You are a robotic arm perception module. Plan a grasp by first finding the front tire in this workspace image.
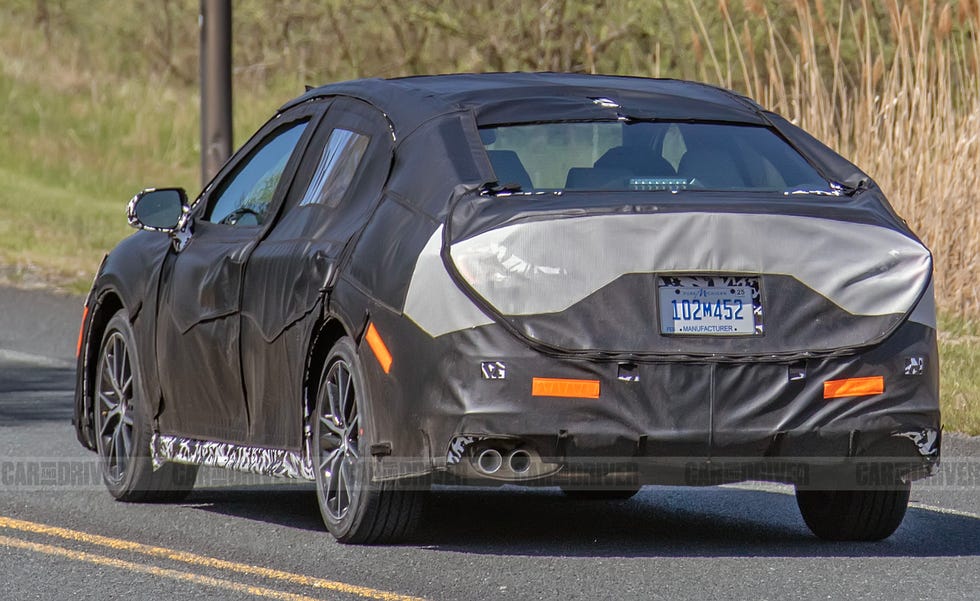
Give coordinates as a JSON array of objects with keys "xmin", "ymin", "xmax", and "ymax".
[
  {"xmin": 795, "ymin": 484, "xmax": 911, "ymax": 541},
  {"xmin": 313, "ymin": 337, "xmax": 426, "ymax": 544},
  {"xmin": 94, "ymin": 310, "xmax": 197, "ymax": 502}
]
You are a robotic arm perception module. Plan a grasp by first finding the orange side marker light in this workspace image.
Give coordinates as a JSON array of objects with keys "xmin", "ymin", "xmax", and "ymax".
[
  {"xmin": 823, "ymin": 376, "xmax": 884, "ymax": 399},
  {"xmin": 364, "ymin": 322, "xmax": 393, "ymax": 374},
  {"xmin": 76, "ymin": 305, "xmax": 90, "ymax": 358},
  {"xmin": 531, "ymin": 377, "xmax": 601, "ymax": 399}
]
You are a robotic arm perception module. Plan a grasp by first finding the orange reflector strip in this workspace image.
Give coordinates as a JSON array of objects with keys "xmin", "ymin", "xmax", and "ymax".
[
  {"xmin": 823, "ymin": 376, "xmax": 884, "ymax": 399},
  {"xmin": 364, "ymin": 322, "xmax": 392, "ymax": 374},
  {"xmin": 75, "ymin": 305, "xmax": 90, "ymax": 358},
  {"xmin": 531, "ymin": 377, "xmax": 600, "ymax": 399}
]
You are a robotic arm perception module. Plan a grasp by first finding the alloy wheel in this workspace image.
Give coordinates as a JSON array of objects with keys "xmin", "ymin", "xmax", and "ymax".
[
  {"xmin": 95, "ymin": 330, "xmax": 135, "ymax": 485},
  {"xmin": 317, "ymin": 359, "xmax": 362, "ymax": 522}
]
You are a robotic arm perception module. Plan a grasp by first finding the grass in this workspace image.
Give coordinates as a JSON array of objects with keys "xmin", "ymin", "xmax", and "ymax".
[
  {"xmin": 0, "ymin": 0, "xmax": 976, "ymax": 432},
  {"xmin": 0, "ymin": 165, "xmax": 122, "ymax": 292},
  {"xmin": 0, "ymin": 25, "xmax": 194, "ymax": 292},
  {"xmin": 938, "ymin": 313, "xmax": 980, "ymax": 435},
  {"xmin": 0, "ymin": 9, "xmax": 293, "ymax": 293}
]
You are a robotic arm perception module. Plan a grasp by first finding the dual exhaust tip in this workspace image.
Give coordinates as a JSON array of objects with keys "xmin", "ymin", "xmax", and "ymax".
[
  {"xmin": 475, "ymin": 447, "xmax": 533, "ymax": 476},
  {"xmin": 461, "ymin": 439, "xmax": 562, "ymax": 480}
]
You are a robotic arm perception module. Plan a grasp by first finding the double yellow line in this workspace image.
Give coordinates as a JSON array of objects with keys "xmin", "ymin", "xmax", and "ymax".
[{"xmin": 0, "ymin": 515, "xmax": 425, "ymax": 601}]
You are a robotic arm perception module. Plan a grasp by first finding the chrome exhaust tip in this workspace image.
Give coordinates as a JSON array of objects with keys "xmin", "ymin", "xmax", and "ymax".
[
  {"xmin": 508, "ymin": 449, "xmax": 532, "ymax": 474},
  {"xmin": 458, "ymin": 440, "xmax": 560, "ymax": 480},
  {"xmin": 476, "ymin": 448, "xmax": 503, "ymax": 474}
]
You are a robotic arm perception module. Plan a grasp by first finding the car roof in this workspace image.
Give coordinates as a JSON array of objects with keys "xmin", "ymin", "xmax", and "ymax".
[{"xmin": 280, "ymin": 72, "xmax": 769, "ymax": 136}]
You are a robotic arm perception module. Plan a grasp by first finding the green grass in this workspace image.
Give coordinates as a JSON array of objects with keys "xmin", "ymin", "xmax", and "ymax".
[
  {"xmin": 0, "ymin": 29, "xmax": 197, "ymax": 292},
  {"xmin": 0, "ymin": 16, "xmax": 291, "ymax": 293},
  {"xmin": 938, "ymin": 314, "xmax": 980, "ymax": 435},
  {"xmin": 0, "ymin": 165, "xmax": 125, "ymax": 293}
]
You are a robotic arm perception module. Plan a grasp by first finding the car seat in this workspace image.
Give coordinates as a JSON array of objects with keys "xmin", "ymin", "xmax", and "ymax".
[{"xmin": 486, "ymin": 150, "xmax": 533, "ymax": 190}]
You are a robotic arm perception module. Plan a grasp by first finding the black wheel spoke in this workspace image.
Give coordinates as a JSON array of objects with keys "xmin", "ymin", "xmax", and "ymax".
[
  {"xmin": 110, "ymin": 338, "xmax": 122, "ymax": 394},
  {"xmin": 119, "ymin": 421, "xmax": 132, "ymax": 459},
  {"xmin": 320, "ymin": 447, "xmax": 343, "ymax": 475},
  {"xmin": 337, "ymin": 459, "xmax": 351, "ymax": 509},
  {"xmin": 326, "ymin": 383, "xmax": 340, "ymax": 427},
  {"xmin": 321, "ymin": 414, "xmax": 345, "ymax": 440},
  {"xmin": 341, "ymin": 369, "xmax": 356, "ymax": 425},
  {"xmin": 98, "ymin": 391, "xmax": 118, "ymax": 413},
  {"xmin": 103, "ymin": 432, "xmax": 116, "ymax": 466},
  {"xmin": 99, "ymin": 416, "xmax": 115, "ymax": 439},
  {"xmin": 99, "ymin": 401, "xmax": 119, "ymax": 437},
  {"xmin": 111, "ymin": 425, "xmax": 124, "ymax": 474},
  {"xmin": 346, "ymin": 400, "xmax": 361, "ymax": 439},
  {"xmin": 329, "ymin": 451, "xmax": 344, "ymax": 513},
  {"xmin": 121, "ymin": 372, "xmax": 133, "ymax": 397}
]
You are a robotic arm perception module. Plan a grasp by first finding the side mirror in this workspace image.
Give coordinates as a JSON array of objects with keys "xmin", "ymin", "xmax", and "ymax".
[{"xmin": 127, "ymin": 188, "xmax": 189, "ymax": 232}]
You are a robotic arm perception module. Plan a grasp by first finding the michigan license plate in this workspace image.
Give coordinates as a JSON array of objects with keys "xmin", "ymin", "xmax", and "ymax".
[{"xmin": 658, "ymin": 276, "xmax": 762, "ymax": 335}]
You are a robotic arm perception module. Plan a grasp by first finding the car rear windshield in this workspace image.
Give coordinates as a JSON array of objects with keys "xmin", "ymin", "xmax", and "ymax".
[{"xmin": 480, "ymin": 121, "xmax": 834, "ymax": 194}]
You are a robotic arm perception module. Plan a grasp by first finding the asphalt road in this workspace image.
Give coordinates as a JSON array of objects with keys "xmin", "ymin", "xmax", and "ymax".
[{"xmin": 0, "ymin": 285, "xmax": 978, "ymax": 600}]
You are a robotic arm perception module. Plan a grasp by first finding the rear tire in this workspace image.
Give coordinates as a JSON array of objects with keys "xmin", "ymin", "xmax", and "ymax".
[
  {"xmin": 94, "ymin": 311, "xmax": 197, "ymax": 502},
  {"xmin": 313, "ymin": 337, "xmax": 427, "ymax": 544},
  {"xmin": 795, "ymin": 484, "xmax": 910, "ymax": 541}
]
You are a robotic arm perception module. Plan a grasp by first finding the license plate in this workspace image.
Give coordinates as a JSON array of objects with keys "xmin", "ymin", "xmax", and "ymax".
[{"xmin": 658, "ymin": 276, "xmax": 762, "ymax": 336}]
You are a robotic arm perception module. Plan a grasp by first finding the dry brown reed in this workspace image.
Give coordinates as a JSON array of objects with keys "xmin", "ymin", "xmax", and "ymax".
[{"xmin": 692, "ymin": 0, "xmax": 979, "ymax": 317}]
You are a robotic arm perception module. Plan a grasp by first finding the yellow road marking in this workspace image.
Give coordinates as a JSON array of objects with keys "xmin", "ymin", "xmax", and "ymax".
[
  {"xmin": 0, "ymin": 535, "xmax": 331, "ymax": 601},
  {"xmin": 0, "ymin": 516, "xmax": 425, "ymax": 601}
]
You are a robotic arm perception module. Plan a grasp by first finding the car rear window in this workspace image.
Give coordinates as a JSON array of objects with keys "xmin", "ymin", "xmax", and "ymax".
[{"xmin": 480, "ymin": 121, "xmax": 834, "ymax": 194}]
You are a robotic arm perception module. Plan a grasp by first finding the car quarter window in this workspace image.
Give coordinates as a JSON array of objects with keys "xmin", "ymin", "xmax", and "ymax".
[
  {"xmin": 204, "ymin": 120, "xmax": 309, "ymax": 226},
  {"xmin": 299, "ymin": 128, "xmax": 371, "ymax": 207}
]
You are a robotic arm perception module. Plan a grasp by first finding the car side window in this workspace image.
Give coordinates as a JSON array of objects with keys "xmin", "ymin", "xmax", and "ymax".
[
  {"xmin": 299, "ymin": 128, "xmax": 371, "ymax": 207},
  {"xmin": 205, "ymin": 121, "xmax": 309, "ymax": 226}
]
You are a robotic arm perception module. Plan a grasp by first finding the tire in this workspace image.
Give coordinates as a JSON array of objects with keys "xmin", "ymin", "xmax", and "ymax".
[
  {"xmin": 795, "ymin": 484, "xmax": 911, "ymax": 541},
  {"xmin": 313, "ymin": 337, "xmax": 427, "ymax": 544},
  {"xmin": 94, "ymin": 310, "xmax": 197, "ymax": 502}
]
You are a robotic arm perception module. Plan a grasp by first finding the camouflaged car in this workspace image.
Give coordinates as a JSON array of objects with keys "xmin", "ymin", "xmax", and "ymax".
[{"xmin": 75, "ymin": 73, "xmax": 940, "ymax": 543}]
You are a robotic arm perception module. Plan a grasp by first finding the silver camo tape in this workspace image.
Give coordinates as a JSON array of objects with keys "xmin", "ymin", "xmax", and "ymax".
[
  {"xmin": 152, "ymin": 433, "xmax": 315, "ymax": 480},
  {"xmin": 405, "ymin": 213, "xmax": 932, "ymax": 337}
]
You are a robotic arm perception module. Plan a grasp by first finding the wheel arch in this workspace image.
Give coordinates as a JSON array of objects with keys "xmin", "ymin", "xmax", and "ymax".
[
  {"xmin": 75, "ymin": 287, "xmax": 126, "ymax": 450},
  {"xmin": 303, "ymin": 316, "xmax": 352, "ymax": 429}
]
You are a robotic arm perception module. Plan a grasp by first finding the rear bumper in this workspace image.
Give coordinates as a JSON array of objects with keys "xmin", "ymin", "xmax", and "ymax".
[
  {"xmin": 442, "ymin": 428, "xmax": 939, "ymax": 490},
  {"xmin": 416, "ymin": 319, "xmax": 940, "ymax": 488}
]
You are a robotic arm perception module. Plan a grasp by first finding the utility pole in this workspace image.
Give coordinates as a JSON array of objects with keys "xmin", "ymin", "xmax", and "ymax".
[{"xmin": 199, "ymin": 0, "xmax": 233, "ymax": 186}]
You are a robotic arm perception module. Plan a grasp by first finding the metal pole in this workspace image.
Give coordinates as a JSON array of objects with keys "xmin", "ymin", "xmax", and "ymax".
[{"xmin": 200, "ymin": 0, "xmax": 233, "ymax": 186}]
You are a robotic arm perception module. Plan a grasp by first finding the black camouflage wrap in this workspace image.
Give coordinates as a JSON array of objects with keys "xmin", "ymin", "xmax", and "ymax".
[{"xmin": 75, "ymin": 73, "xmax": 940, "ymax": 487}]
